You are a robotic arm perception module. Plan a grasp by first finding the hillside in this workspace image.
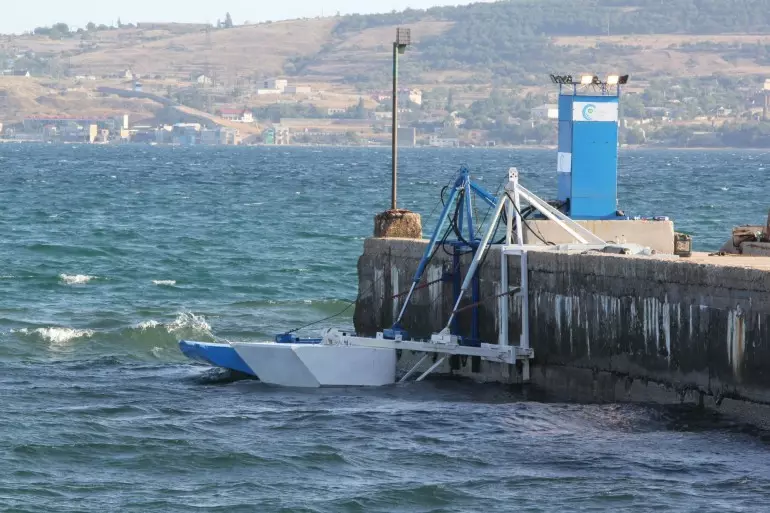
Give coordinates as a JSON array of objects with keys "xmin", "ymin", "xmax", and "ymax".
[
  {"xmin": 3, "ymin": 0, "xmax": 770, "ymax": 146},
  {"xmin": 4, "ymin": 1, "xmax": 770, "ymax": 83}
]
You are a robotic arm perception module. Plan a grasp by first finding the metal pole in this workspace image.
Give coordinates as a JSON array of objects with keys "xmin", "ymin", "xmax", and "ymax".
[
  {"xmin": 499, "ymin": 248, "xmax": 508, "ymax": 347},
  {"xmin": 416, "ymin": 356, "xmax": 447, "ymax": 382},
  {"xmin": 391, "ymin": 42, "xmax": 398, "ymax": 211},
  {"xmin": 499, "ymin": 184, "xmax": 515, "ymax": 348}
]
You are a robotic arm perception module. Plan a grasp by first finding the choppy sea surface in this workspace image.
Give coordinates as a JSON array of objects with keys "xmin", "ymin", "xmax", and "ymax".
[{"xmin": 0, "ymin": 144, "xmax": 768, "ymax": 512}]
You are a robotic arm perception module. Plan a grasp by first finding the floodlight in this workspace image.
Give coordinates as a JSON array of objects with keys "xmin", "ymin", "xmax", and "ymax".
[
  {"xmin": 396, "ymin": 28, "xmax": 411, "ymax": 46},
  {"xmin": 550, "ymin": 74, "xmax": 574, "ymax": 84},
  {"xmin": 607, "ymin": 75, "xmax": 619, "ymax": 85},
  {"xmin": 618, "ymin": 74, "xmax": 629, "ymax": 85},
  {"xmin": 580, "ymin": 75, "xmax": 594, "ymax": 85}
]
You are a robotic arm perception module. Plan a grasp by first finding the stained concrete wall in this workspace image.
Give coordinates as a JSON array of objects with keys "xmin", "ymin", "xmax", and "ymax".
[{"xmin": 354, "ymin": 237, "xmax": 770, "ymax": 424}]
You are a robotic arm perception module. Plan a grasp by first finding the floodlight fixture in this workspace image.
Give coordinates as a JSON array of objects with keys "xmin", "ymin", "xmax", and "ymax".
[
  {"xmin": 580, "ymin": 75, "xmax": 595, "ymax": 85},
  {"xmin": 396, "ymin": 28, "xmax": 411, "ymax": 53},
  {"xmin": 607, "ymin": 75, "xmax": 619, "ymax": 85},
  {"xmin": 550, "ymin": 74, "xmax": 574, "ymax": 85},
  {"xmin": 618, "ymin": 74, "xmax": 629, "ymax": 85}
]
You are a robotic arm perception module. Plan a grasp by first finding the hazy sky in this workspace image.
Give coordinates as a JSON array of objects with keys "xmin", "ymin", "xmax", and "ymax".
[{"xmin": 2, "ymin": 0, "xmax": 474, "ymax": 34}]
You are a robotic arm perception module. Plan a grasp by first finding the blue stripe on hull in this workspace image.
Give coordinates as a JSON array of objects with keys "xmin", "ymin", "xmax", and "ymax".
[{"xmin": 179, "ymin": 340, "xmax": 257, "ymax": 376}]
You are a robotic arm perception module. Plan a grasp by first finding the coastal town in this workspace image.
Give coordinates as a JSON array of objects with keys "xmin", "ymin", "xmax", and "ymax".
[{"xmin": 4, "ymin": 11, "xmax": 770, "ymax": 148}]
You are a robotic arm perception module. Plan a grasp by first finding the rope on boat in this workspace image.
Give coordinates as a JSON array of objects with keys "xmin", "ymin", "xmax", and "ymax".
[{"xmin": 285, "ymin": 301, "xmax": 357, "ymax": 334}]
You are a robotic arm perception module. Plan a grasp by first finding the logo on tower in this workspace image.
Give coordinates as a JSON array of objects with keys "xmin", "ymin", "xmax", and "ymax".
[
  {"xmin": 582, "ymin": 103, "xmax": 597, "ymax": 121},
  {"xmin": 573, "ymin": 101, "xmax": 618, "ymax": 122}
]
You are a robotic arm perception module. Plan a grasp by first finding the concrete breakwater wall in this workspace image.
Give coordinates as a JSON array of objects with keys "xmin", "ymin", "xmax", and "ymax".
[{"xmin": 354, "ymin": 238, "xmax": 770, "ymax": 424}]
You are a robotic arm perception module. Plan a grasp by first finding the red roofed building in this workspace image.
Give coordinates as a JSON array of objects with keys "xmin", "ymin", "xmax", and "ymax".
[{"xmin": 216, "ymin": 108, "xmax": 254, "ymax": 123}]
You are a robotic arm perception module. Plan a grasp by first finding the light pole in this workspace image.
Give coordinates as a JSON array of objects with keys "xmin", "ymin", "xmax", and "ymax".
[{"xmin": 391, "ymin": 27, "xmax": 410, "ymax": 211}]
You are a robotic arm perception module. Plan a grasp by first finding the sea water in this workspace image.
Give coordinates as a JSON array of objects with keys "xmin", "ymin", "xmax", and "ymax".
[{"xmin": 0, "ymin": 144, "xmax": 768, "ymax": 512}]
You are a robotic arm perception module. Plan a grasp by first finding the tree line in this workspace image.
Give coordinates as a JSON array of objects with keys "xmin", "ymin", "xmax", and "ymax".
[{"xmin": 333, "ymin": 0, "xmax": 770, "ymax": 76}]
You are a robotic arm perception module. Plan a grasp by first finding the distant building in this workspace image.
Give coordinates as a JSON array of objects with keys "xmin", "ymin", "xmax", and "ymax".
[
  {"xmin": 263, "ymin": 125, "xmax": 290, "ymax": 145},
  {"xmin": 327, "ymin": 108, "xmax": 346, "ymax": 115},
  {"xmin": 216, "ymin": 108, "xmax": 254, "ymax": 123},
  {"xmin": 171, "ymin": 123, "xmax": 201, "ymax": 145},
  {"xmin": 531, "ymin": 104, "xmax": 558, "ymax": 120},
  {"xmin": 285, "ymin": 85, "xmax": 311, "ymax": 95},
  {"xmin": 12, "ymin": 70, "xmax": 30, "ymax": 78},
  {"xmin": 195, "ymin": 74, "xmax": 213, "ymax": 85},
  {"xmin": 429, "ymin": 135, "xmax": 459, "ymax": 148},
  {"xmin": 201, "ymin": 127, "xmax": 240, "ymax": 145},
  {"xmin": 123, "ymin": 69, "xmax": 134, "ymax": 80},
  {"xmin": 264, "ymin": 78, "xmax": 288, "ymax": 92},
  {"xmin": 256, "ymin": 88, "xmax": 281, "ymax": 96}
]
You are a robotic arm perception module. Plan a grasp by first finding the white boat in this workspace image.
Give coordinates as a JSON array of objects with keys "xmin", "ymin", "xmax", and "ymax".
[{"xmin": 231, "ymin": 337, "xmax": 396, "ymax": 387}]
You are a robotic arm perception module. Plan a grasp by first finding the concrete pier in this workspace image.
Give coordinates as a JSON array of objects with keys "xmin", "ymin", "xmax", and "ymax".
[{"xmin": 354, "ymin": 237, "xmax": 770, "ymax": 426}]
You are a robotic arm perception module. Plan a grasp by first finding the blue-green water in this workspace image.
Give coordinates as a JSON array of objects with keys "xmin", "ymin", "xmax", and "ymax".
[{"xmin": 0, "ymin": 144, "xmax": 769, "ymax": 512}]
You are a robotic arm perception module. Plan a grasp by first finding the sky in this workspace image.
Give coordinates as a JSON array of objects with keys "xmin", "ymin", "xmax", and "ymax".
[{"xmin": 1, "ymin": 0, "xmax": 476, "ymax": 34}]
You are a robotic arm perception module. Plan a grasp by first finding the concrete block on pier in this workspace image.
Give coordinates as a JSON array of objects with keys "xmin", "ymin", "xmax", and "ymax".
[
  {"xmin": 523, "ymin": 219, "xmax": 675, "ymax": 254},
  {"xmin": 742, "ymin": 242, "xmax": 770, "ymax": 257}
]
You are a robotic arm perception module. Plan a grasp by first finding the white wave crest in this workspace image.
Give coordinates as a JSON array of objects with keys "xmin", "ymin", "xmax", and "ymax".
[
  {"xmin": 14, "ymin": 327, "xmax": 94, "ymax": 345},
  {"xmin": 168, "ymin": 312, "xmax": 212, "ymax": 335},
  {"xmin": 60, "ymin": 274, "xmax": 96, "ymax": 285},
  {"xmin": 152, "ymin": 280, "xmax": 177, "ymax": 286},
  {"xmin": 136, "ymin": 320, "xmax": 161, "ymax": 330}
]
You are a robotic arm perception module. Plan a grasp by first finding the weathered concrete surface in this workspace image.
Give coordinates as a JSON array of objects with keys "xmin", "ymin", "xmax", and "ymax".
[
  {"xmin": 524, "ymin": 219, "xmax": 675, "ymax": 254},
  {"xmin": 373, "ymin": 210, "xmax": 422, "ymax": 238},
  {"xmin": 742, "ymin": 242, "xmax": 770, "ymax": 257},
  {"xmin": 354, "ymin": 237, "xmax": 770, "ymax": 425}
]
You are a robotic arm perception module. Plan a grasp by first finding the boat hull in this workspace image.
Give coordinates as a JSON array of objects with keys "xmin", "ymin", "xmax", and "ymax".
[
  {"xmin": 231, "ymin": 342, "xmax": 396, "ymax": 387},
  {"xmin": 178, "ymin": 340, "xmax": 257, "ymax": 377}
]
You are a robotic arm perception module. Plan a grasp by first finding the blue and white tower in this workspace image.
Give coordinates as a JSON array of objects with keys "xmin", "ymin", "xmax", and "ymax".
[{"xmin": 551, "ymin": 74, "xmax": 628, "ymax": 219}]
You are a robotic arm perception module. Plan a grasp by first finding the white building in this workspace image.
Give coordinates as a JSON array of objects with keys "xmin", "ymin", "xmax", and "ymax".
[
  {"xmin": 531, "ymin": 104, "xmax": 558, "ymax": 120},
  {"xmin": 256, "ymin": 88, "xmax": 281, "ymax": 96},
  {"xmin": 217, "ymin": 108, "xmax": 254, "ymax": 123},
  {"xmin": 195, "ymin": 74, "xmax": 213, "ymax": 85},
  {"xmin": 264, "ymin": 78, "xmax": 288, "ymax": 92}
]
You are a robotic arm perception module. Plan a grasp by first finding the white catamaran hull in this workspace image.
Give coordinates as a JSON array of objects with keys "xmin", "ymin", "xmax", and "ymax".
[{"xmin": 231, "ymin": 342, "xmax": 396, "ymax": 387}]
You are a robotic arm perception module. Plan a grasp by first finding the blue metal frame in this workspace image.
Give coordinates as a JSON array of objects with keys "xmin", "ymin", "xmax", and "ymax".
[{"xmin": 391, "ymin": 166, "xmax": 497, "ymax": 343}]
